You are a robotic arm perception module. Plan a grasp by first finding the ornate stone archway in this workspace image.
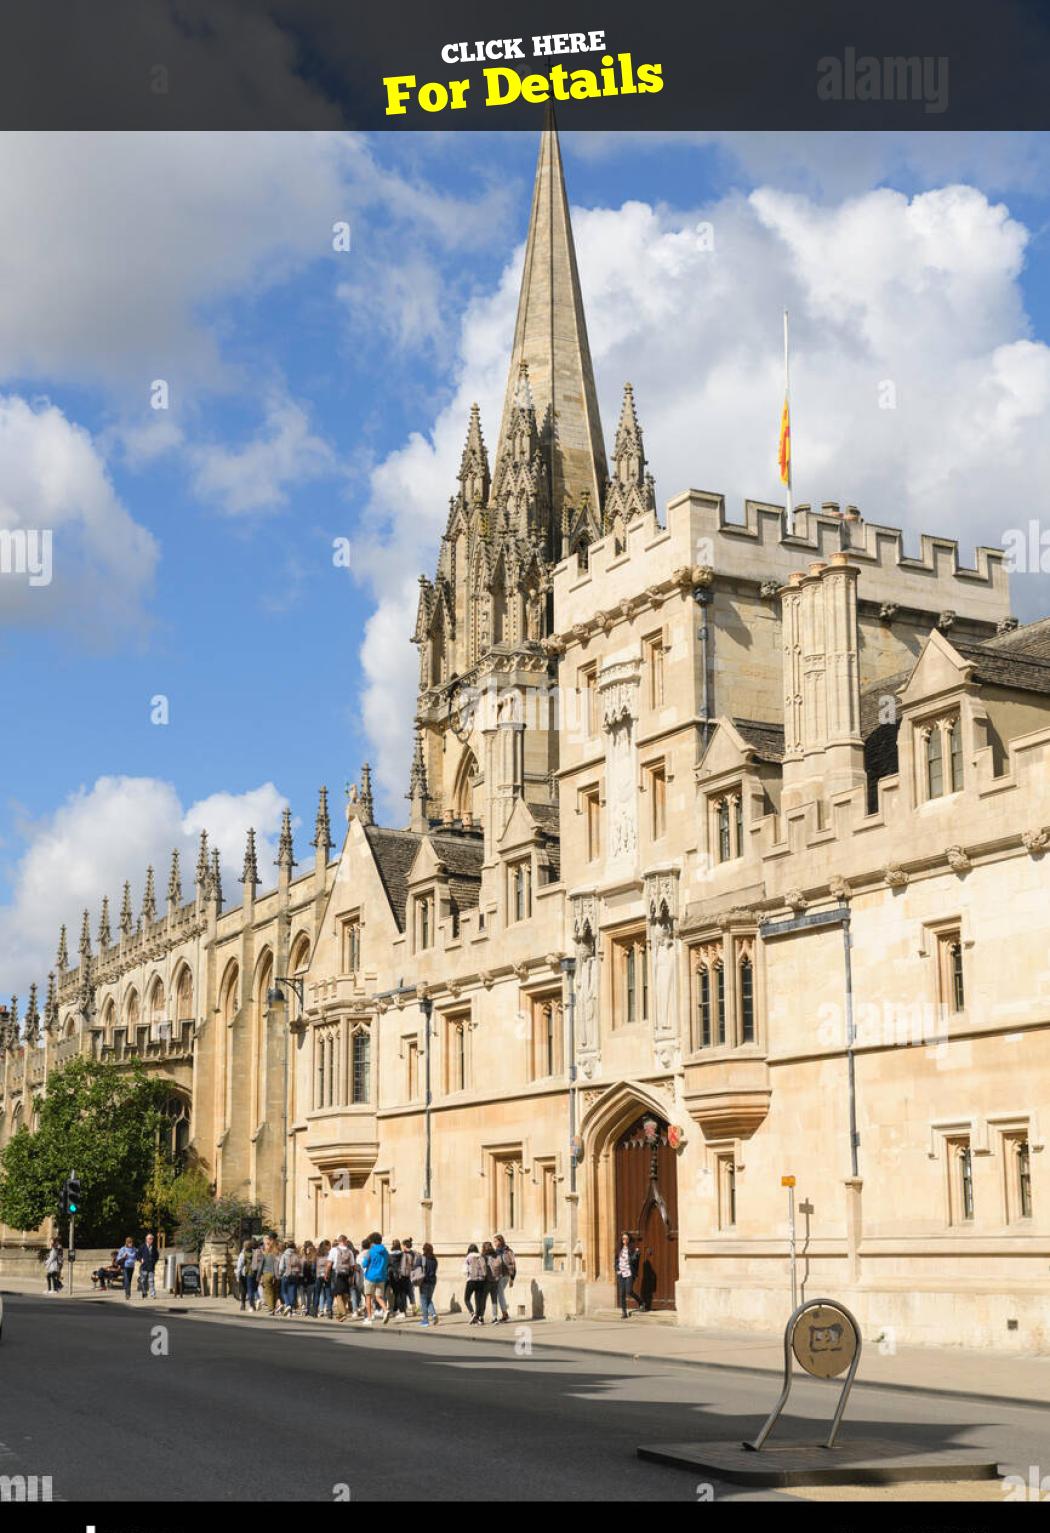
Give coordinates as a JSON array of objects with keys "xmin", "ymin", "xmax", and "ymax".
[{"xmin": 579, "ymin": 1078, "xmax": 678, "ymax": 1304}]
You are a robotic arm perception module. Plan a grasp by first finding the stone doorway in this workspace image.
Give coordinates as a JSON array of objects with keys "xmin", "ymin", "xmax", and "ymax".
[{"xmin": 614, "ymin": 1112, "xmax": 679, "ymax": 1311}]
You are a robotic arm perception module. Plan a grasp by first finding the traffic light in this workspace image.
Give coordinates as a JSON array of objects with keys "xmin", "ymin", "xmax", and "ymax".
[{"xmin": 66, "ymin": 1176, "xmax": 81, "ymax": 1215}]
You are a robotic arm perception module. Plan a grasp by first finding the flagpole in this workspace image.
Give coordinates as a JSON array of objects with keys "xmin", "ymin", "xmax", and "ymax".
[{"xmin": 783, "ymin": 307, "xmax": 793, "ymax": 534}]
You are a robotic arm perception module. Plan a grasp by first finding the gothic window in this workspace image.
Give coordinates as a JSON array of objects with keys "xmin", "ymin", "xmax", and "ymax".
[
  {"xmin": 717, "ymin": 1152, "xmax": 736, "ymax": 1229},
  {"xmin": 492, "ymin": 1152, "xmax": 524, "ymax": 1230},
  {"xmin": 647, "ymin": 761, "xmax": 667, "ymax": 840},
  {"xmin": 341, "ymin": 916, "xmax": 362, "ymax": 973},
  {"xmin": 529, "ymin": 991, "xmax": 563, "ymax": 1080},
  {"xmin": 415, "ymin": 895, "xmax": 434, "ymax": 952},
  {"xmin": 164, "ymin": 1096, "xmax": 191, "ymax": 1171},
  {"xmin": 937, "ymin": 929, "xmax": 965, "ymax": 1013},
  {"xmin": 444, "ymin": 1011, "xmax": 470, "ymax": 1093},
  {"xmin": 644, "ymin": 633, "xmax": 666, "ymax": 708},
  {"xmin": 351, "ymin": 1027, "xmax": 371, "ymax": 1105},
  {"xmin": 947, "ymin": 1137, "xmax": 974, "ymax": 1224},
  {"xmin": 948, "ymin": 717, "xmax": 963, "ymax": 791},
  {"xmin": 577, "ymin": 537, "xmax": 589, "ymax": 572},
  {"xmin": 174, "ymin": 966, "xmax": 193, "ymax": 1024},
  {"xmin": 614, "ymin": 931, "xmax": 648, "ymax": 1026},
  {"xmin": 315, "ymin": 1026, "xmax": 340, "ymax": 1110},
  {"xmin": 738, "ymin": 948, "xmax": 755, "ymax": 1043},
  {"xmin": 509, "ymin": 858, "xmax": 532, "ymax": 923},
  {"xmin": 711, "ymin": 789, "xmax": 744, "ymax": 861},
  {"xmin": 691, "ymin": 941, "xmax": 730, "ymax": 1050},
  {"xmin": 926, "ymin": 726, "xmax": 943, "ymax": 799}
]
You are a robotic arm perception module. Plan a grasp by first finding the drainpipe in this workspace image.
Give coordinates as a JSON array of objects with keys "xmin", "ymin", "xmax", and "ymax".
[
  {"xmin": 560, "ymin": 955, "xmax": 578, "ymax": 1291},
  {"xmin": 694, "ymin": 587, "xmax": 712, "ymax": 752},
  {"xmin": 420, "ymin": 995, "xmax": 434, "ymax": 1204},
  {"xmin": 842, "ymin": 914, "xmax": 859, "ymax": 1179}
]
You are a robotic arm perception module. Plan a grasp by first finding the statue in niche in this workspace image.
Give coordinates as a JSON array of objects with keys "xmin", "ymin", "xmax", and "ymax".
[
  {"xmin": 652, "ymin": 915, "xmax": 677, "ymax": 1035},
  {"xmin": 574, "ymin": 923, "xmax": 597, "ymax": 1051}
]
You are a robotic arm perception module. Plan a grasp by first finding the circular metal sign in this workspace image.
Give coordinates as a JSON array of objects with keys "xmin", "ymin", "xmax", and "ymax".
[{"xmin": 790, "ymin": 1302, "xmax": 858, "ymax": 1379}]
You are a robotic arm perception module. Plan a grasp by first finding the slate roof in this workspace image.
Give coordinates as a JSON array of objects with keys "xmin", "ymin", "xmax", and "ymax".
[
  {"xmin": 732, "ymin": 718, "xmax": 785, "ymax": 762},
  {"xmin": 954, "ymin": 619, "xmax": 1050, "ymax": 696},
  {"xmin": 363, "ymin": 826, "xmax": 422, "ymax": 932},
  {"xmin": 427, "ymin": 831, "xmax": 485, "ymax": 912}
]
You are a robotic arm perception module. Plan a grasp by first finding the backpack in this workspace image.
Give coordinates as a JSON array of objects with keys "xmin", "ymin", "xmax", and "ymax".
[
  {"xmin": 400, "ymin": 1249, "xmax": 416, "ymax": 1280},
  {"xmin": 330, "ymin": 1244, "xmax": 351, "ymax": 1275},
  {"xmin": 286, "ymin": 1250, "xmax": 302, "ymax": 1277},
  {"xmin": 498, "ymin": 1246, "xmax": 516, "ymax": 1279}
]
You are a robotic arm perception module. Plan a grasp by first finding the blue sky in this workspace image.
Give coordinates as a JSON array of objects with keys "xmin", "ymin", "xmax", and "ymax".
[{"xmin": 2, "ymin": 128, "xmax": 1050, "ymax": 995}]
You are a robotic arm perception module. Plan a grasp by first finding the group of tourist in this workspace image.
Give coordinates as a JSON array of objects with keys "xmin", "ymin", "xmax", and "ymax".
[
  {"xmin": 88, "ymin": 1233, "xmax": 163, "ymax": 1298},
  {"xmin": 234, "ymin": 1232, "xmax": 517, "ymax": 1327}
]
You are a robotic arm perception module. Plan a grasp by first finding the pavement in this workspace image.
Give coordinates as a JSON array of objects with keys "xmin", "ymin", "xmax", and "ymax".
[
  {"xmin": 4, "ymin": 1273, "xmax": 1046, "ymax": 1411},
  {"xmin": 0, "ymin": 1284, "xmax": 1046, "ymax": 1504}
]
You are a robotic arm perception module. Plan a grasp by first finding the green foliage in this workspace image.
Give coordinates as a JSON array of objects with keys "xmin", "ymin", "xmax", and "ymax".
[
  {"xmin": 174, "ymin": 1190, "xmax": 265, "ymax": 1258},
  {"xmin": 139, "ymin": 1158, "xmax": 211, "ymax": 1238},
  {"xmin": 0, "ymin": 1056, "xmax": 174, "ymax": 1245}
]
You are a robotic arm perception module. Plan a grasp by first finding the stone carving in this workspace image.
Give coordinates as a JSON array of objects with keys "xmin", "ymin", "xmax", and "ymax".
[
  {"xmin": 884, "ymin": 863, "xmax": 909, "ymax": 889},
  {"xmin": 1022, "ymin": 827, "xmax": 1050, "ymax": 855},
  {"xmin": 997, "ymin": 615, "xmax": 1020, "ymax": 635},
  {"xmin": 572, "ymin": 895, "xmax": 599, "ymax": 1053},
  {"xmin": 760, "ymin": 579, "xmax": 781, "ymax": 600},
  {"xmin": 828, "ymin": 875, "xmax": 852, "ymax": 902},
  {"xmin": 945, "ymin": 846, "xmax": 971, "ymax": 874},
  {"xmin": 879, "ymin": 602, "xmax": 898, "ymax": 623},
  {"xmin": 785, "ymin": 888, "xmax": 808, "ymax": 913}
]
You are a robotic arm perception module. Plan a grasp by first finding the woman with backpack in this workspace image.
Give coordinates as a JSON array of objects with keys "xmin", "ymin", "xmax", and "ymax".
[
  {"xmin": 235, "ymin": 1239, "xmax": 254, "ymax": 1311},
  {"xmin": 314, "ymin": 1239, "xmax": 333, "ymax": 1319},
  {"xmin": 464, "ymin": 1243, "xmax": 487, "ymax": 1325},
  {"xmin": 386, "ymin": 1239, "xmax": 409, "ymax": 1321},
  {"xmin": 480, "ymin": 1240, "xmax": 500, "ymax": 1323},
  {"xmin": 278, "ymin": 1241, "xmax": 303, "ymax": 1315},
  {"xmin": 417, "ymin": 1243, "xmax": 439, "ymax": 1327}
]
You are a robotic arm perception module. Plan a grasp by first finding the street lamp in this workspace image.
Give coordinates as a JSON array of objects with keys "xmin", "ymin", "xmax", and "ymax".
[{"xmin": 559, "ymin": 956, "xmax": 577, "ymax": 1193}]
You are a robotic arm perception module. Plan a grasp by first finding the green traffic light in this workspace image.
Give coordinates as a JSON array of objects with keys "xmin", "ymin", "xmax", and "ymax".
[{"xmin": 68, "ymin": 1201, "xmax": 78, "ymax": 1213}]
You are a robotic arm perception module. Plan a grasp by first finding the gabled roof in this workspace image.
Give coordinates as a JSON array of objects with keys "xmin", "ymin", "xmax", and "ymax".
[
  {"xmin": 363, "ymin": 826, "xmax": 422, "ymax": 932},
  {"xmin": 953, "ymin": 619, "xmax": 1050, "ymax": 696},
  {"xmin": 732, "ymin": 718, "xmax": 785, "ymax": 763}
]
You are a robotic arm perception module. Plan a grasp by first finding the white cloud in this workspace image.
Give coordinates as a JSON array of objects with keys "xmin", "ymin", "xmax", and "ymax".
[
  {"xmin": 0, "ymin": 775, "xmax": 290, "ymax": 1000},
  {"xmin": 190, "ymin": 394, "xmax": 337, "ymax": 515},
  {"xmin": 353, "ymin": 178, "xmax": 1050, "ymax": 809},
  {"xmin": 0, "ymin": 393, "xmax": 158, "ymax": 638}
]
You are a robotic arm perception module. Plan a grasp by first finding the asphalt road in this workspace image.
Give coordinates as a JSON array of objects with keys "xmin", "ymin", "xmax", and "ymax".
[{"xmin": 0, "ymin": 1292, "xmax": 1044, "ymax": 1503}]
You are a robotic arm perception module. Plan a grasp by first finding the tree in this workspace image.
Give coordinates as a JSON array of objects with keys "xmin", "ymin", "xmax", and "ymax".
[
  {"xmin": 0, "ymin": 1057, "xmax": 174, "ymax": 1245},
  {"xmin": 174, "ymin": 1189, "xmax": 265, "ymax": 1258}
]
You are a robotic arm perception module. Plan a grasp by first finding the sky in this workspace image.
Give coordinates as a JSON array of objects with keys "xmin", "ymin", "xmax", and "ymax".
[{"xmin": 2, "ymin": 127, "xmax": 1050, "ymax": 1000}]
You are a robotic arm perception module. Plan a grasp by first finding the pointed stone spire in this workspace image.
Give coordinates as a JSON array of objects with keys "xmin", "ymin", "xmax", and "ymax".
[
  {"xmin": 8, "ymin": 995, "xmax": 18, "ymax": 1039},
  {"xmin": 98, "ymin": 896, "xmax": 111, "ymax": 951},
  {"xmin": 458, "ymin": 402, "xmax": 490, "ymax": 506},
  {"xmin": 142, "ymin": 866, "xmax": 157, "ymax": 926},
  {"xmin": 359, "ymin": 763, "xmax": 375, "ymax": 827},
  {"xmin": 56, "ymin": 924, "xmax": 69, "ymax": 973},
  {"xmin": 44, "ymin": 972, "xmax": 57, "ymax": 1035},
  {"xmin": 119, "ymin": 881, "xmax": 133, "ymax": 939},
  {"xmin": 277, "ymin": 808, "xmax": 296, "ymax": 872},
  {"xmin": 167, "ymin": 848, "xmax": 182, "ymax": 908},
  {"xmin": 311, "ymin": 786, "xmax": 333, "ymax": 855},
  {"xmin": 240, "ymin": 828, "xmax": 259, "ymax": 889},
  {"xmin": 24, "ymin": 983, "xmax": 39, "ymax": 1045},
  {"xmin": 210, "ymin": 847, "xmax": 223, "ymax": 912},
  {"xmin": 79, "ymin": 910, "xmax": 92, "ymax": 960},
  {"xmin": 490, "ymin": 110, "xmax": 607, "ymax": 526},
  {"xmin": 407, "ymin": 724, "xmax": 430, "ymax": 833},
  {"xmin": 612, "ymin": 382, "xmax": 644, "ymax": 484},
  {"xmin": 195, "ymin": 829, "xmax": 209, "ymax": 890}
]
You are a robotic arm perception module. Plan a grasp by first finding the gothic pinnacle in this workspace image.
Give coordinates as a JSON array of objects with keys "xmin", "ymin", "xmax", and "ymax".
[
  {"xmin": 240, "ymin": 827, "xmax": 259, "ymax": 888},
  {"xmin": 98, "ymin": 895, "xmax": 112, "ymax": 950},
  {"xmin": 359, "ymin": 763, "xmax": 375, "ymax": 827},
  {"xmin": 167, "ymin": 848, "xmax": 182, "ymax": 907},
  {"xmin": 142, "ymin": 866, "xmax": 157, "ymax": 926},
  {"xmin": 44, "ymin": 972, "xmax": 57, "ymax": 1034},
  {"xmin": 210, "ymin": 847, "xmax": 223, "ymax": 911},
  {"xmin": 277, "ymin": 808, "xmax": 296, "ymax": 871},
  {"xmin": 79, "ymin": 909, "xmax": 91, "ymax": 958},
  {"xmin": 195, "ymin": 830, "xmax": 209, "ymax": 888},
  {"xmin": 120, "ymin": 881, "xmax": 133, "ymax": 938},
  {"xmin": 311, "ymin": 785, "xmax": 333, "ymax": 853},
  {"xmin": 24, "ymin": 983, "xmax": 39, "ymax": 1044},
  {"xmin": 56, "ymin": 924, "xmax": 69, "ymax": 972}
]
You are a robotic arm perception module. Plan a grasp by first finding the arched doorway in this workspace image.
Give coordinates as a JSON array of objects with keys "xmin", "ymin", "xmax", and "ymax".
[
  {"xmin": 614, "ymin": 1112, "xmax": 679, "ymax": 1311},
  {"xmin": 581, "ymin": 1083, "xmax": 682, "ymax": 1314}
]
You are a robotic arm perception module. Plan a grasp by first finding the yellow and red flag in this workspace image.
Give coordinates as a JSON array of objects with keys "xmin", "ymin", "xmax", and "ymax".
[{"xmin": 778, "ymin": 394, "xmax": 791, "ymax": 486}]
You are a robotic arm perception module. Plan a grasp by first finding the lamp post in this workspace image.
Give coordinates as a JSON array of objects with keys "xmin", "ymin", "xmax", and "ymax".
[{"xmin": 267, "ymin": 976, "xmax": 306, "ymax": 1239}]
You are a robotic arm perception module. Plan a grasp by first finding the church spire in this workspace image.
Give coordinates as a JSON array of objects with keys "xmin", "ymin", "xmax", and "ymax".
[
  {"xmin": 98, "ymin": 896, "xmax": 111, "ymax": 951},
  {"xmin": 490, "ymin": 111, "xmax": 607, "ymax": 529},
  {"xmin": 407, "ymin": 724, "xmax": 430, "ymax": 833},
  {"xmin": 311, "ymin": 786, "xmax": 333, "ymax": 855},
  {"xmin": 195, "ymin": 830, "xmax": 209, "ymax": 891},
  {"xmin": 167, "ymin": 848, "xmax": 182, "ymax": 909},
  {"xmin": 56, "ymin": 924, "xmax": 69, "ymax": 973},
  {"xmin": 79, "ymin": 909, "xmax": 92, "ymax": 960},
  {"xmin": 141, "ymin": 866, "xmax": 157, "ymax": 927},
  {"xmin": 240, "ymin": 828, "xmax": 259, "ymax": 889},
  {"xmin": 277, "ymin": 808, "xmax": 296, "ymax": 872},
  {"xmin": 458, "ymin": 402, "xmax": 490, "ymax": 507},
  {"xmin": 119, "ymin": 881, "xmax": 133, "ymax": 939}
]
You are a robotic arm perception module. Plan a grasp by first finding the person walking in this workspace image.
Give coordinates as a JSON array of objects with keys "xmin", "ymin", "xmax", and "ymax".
[
  {"xmin": 386, "ymin": 1240, "xmax": 410, "ymax": 1321},
  {"xmin": 490, "ymin": 1234, "xmax": 516, "ymax": 1324},
  {"xmin": 615, "ymin": 1231, "xmax": 640, "ymax": 1319},
  {"xmin": 258, "ymin": 1235, "xmax": 280, "ymax": 1314},
  {"xmin": 464, "ymin": 1243, "xmax": 488, "ymax": 1325},
  {"xmin": 463, "ymin": 1243, "xmax": 479, "ymax": 1320},
  {"xmin": 480, "ymin": 1240, "xmax": 500, "ymax": 1323},
  {"xmin": 44, "ymin": 1237, "xmax": 64, "ymax": 1294},
  {"xmin": 349, "ymin": 1241, "xmax": 364, "ymax": 1317},
  {"xmin": 138, "ymin": 1232, "xmax": 160, "ymax": 1299},
  {"xmin": 278, "ymin": 1241, "xmax": 302, "ymax": 1315},
  {"xmin": 235, "ymin": 1240, "xmax": 253, "ymax": 1311},
  {"xmin": 313, "ymin": 1239, "xmax": 332, "ymax": 1318},
  {"xmin": 405, "ymin": 1237, "xmax": 424, "ymax": 1316},
  {"xmin": 361, "ymin": 1232, "xmax": 390, "ymax": 1326},
  {"xmin": 116, "ymin": 1236, "xmax": 138, "ymax": 1301},
  {"xmin": 417, "ymin": 1243, "xmax": 439, "ymax": 1327},
  {"xmin": 301, "ymin": 1242, "xmax": 317, "ymax": 1316},
  {"xmin": 328, "ymin": 1234, "xmax": 353, "ymax": 1321}
]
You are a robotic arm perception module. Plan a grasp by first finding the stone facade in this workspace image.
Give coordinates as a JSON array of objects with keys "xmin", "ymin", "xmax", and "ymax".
[{"xmin": 3, "ymin": 122, "xmax": 1048, "ymax": 1353}]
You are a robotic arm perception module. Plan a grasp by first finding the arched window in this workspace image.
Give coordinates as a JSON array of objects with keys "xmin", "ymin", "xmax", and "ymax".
[
  {"xmin": 926, "ymin": 726, "xmax": 944, "ymax": 799},
  {"xmin": 948, "ymin": 718, "xmax": 963, "ymax": 792},
  {"xmin": 739, "ymin": 954, "xmax": 754, "ymax": 1044},
  {"xmin": 697, "ymin": 964, "xmax": 712, "ymax": 1048},
  {"xmin": 164, "ymin": 1096, "xmax": 191, "ymax": 1171},
  {"xmin": 718, "ymin": 799, "xmax": 731, "ymax": 862},
  {"xmin": 714, "ymin": 961, "xmax": 726, "ymax": 1045},
  {"xmin": 351, "ymin": 1028, "xmax": 371, "ymax": 1104}
]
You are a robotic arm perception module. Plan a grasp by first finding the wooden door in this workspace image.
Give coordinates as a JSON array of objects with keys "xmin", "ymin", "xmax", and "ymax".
[{"xmin": 614, "ymin": 1112, "xmax": 679, "ymax": 1310}]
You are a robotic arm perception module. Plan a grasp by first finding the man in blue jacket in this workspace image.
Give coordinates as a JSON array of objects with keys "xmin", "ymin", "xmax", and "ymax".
[{"xmin": 361, "ymin": 1232, "xmax": 390, "ymax": 1327}]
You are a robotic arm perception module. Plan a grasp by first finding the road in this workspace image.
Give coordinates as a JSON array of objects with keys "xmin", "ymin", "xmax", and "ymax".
[{"xmin": 0, "ymin": 1291, "xmax": 1044, "ymax": 1503}]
